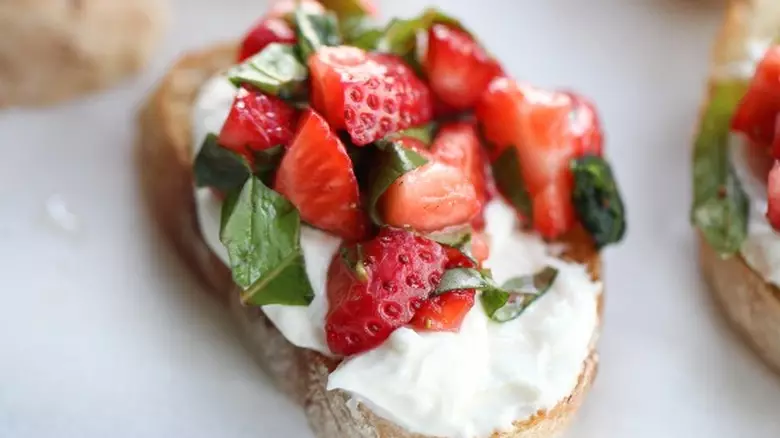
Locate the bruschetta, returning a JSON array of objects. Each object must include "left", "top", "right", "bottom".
[
  {"left": 139, "top": 1, "right": 627, "bottom": 436},
  {"left": 693, "top": 0, "right": 780, "bottom": 374}
]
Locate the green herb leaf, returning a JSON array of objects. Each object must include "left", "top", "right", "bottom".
[
  {"left": 427, "top": 228, "right": 472, "bottom": 249},
  {"left": 252, "top": 145, "right": 285, "bottom": 182},
  {"left": 434, "top": 268, "right": 497, "bottom": 295},
  {"left": 491, "top": 146, "right": 532, "bottom": 220},
  {"left": 339, "top": 245, "right": 369, "bottom": 282},
  {"left": 691, "top": 81, "right": 750, "bottom": 257},
  {"left": 295, "top": 7, "right": 342, "bottom": 60},
  {"left": 392, "top": 122, "right": 439, "bottom": 145},
  {"left": 220, "top": 176, "right": 313, "bottom": 306},
  {"left": 227, "top": 43, "right": 308, "bottom": 101},
  {"left": 340, "top": 16, "right": 383, "bottom": 50},
  {"left": 480, "top": 267, "right": 558, "bottom": 322},
  {"left": 193, "top": 133, "right": 252, "bottom": 192},
  {"left": 320, "top": 0, "right": 375, "bottom": 19},
  {"left": 378, "top": 8, "right": 463, "bottom": 58},
  {"left": 367, "top": 140, "right": 429, "bottom": 225},
  {"left": 571, "top": 155, "right": 627, "bottom": 249}
]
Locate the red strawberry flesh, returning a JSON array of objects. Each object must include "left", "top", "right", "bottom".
[{"left": 238, "top": 18, "right": 297, "bottom": 62}]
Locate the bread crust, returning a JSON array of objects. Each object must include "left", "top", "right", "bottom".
[
  {"left": 697, "top": 0, "right": 780, "bottom": 375},
  {"left": 0, "top": 0, "right": 167, "bottom": 107},
  {"left": 138, "top": 43, "right": 603, "bottom": 438}
]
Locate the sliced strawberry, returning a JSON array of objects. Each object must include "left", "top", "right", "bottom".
[
  {"left": 238, "top": 18, "right": 297, "bottom": 62},
  {"left": 379, "top": 161, "right": 479, "bottom": 233},
  {"left": 218, "top": 86, "right": 299, "bottom": 162},
  {"left": 424, "top": 24, "right": 503, "bottom": 111},
  {"left": 326, "top": 228, "right": 448, "bottom": 355},
  {"left": 768, "top": 161, "right": 780, "bottom": 230},
  {"left": 470, "top": 232, "right": 490, "bottom": 265},
  {"left": 309, "top": 46, "right": 434, "bottom": 146},
  {"left": 732, "top": 46, "right": 780, "bottom": 155},
  {"left": 267, "top": 0, "right": 325, "bottom": 18},
  {"left": 477, "top": 79, "right": 600, "bottom": 239},
  {"left": 430, "top": 121, "right": 493, "bottom": 229},
  {"left": 274, "top": 109, "right": 368, "bottom": 241}
]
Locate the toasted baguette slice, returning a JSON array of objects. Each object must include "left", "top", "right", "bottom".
[
  {"left": 0, "top": 0, "right": 167, "bottom": 107},
  {"left": 697, "top": 0, "right": 780, "bottom": 375},
  {"left": 138, "top": 43, "right": 604, "bottom": 438}
]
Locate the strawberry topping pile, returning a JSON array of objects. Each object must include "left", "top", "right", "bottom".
[
  {"left": 194, "top": 0, "right": 622, "bottom": 357},
  {"left": 731, "top": 46, "right": 780, "bottom": 231}
]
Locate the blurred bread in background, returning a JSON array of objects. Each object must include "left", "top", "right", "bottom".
[{"left": 0, "top": 0, "right": 168, "bottom": 107}]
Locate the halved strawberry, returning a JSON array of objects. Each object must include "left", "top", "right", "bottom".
[
  {"left": 309, "top": 46, "right": 434, "bottom": 146},
  {"left": 768, "top": 161, "right": 780, "bottom": 230},
  {"left": 379, "top": 161, "right": 479, "bottom": 233},
  {"left": 732, "top": 46, "right": 780, "bottom": 156},
  {"left": 218, "top": 87, "right": 299, "bottom": 162},
  {"left": 238, "top": 18, "right": 297, "bottom": 62},
  {"left": 477, "top": 79, "right": 598, "bottom": 239},
  {"left": 430, "top": 121, "right": 493, "bottom": 229},
  {"left": 326, "top": 228, "right": 448, "bottom": 355},
  {"left": 424, "top": 24, "right": 503, "bottom": 111},
  {"left": 274, "top": 109, "right": 368, "bottom": 241}
]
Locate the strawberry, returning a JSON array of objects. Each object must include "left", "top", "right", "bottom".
[
  {"left": 732, "top": 46, "right": 780, "bottom": 156},
  {"left": 218, "top": 86, "right": 299, "bottom": 162},
  {"left": 379, "top": 161, "right": 480, "bottom": 232},
  {"left": 477, "top": 78, "right": 602, "bottom": 239},
  {"left": 309, "top": 46, "right": 434, "bottom": 146},
  {"left": 409, "top": 245, "right": 478, "bottom": 332},
  {"left": 274, "top": 109, "right": 368, "bottom": 241},
  {"left": 424, "top": 24, "right": 503, "bottom": 111},
  {"left": 325, "top": 228, "right": 448, "bottom": 355},
  {"left": 430, "top": 121, "right": 494, "bottom": 230},
  {"left": 470, "top": 232, "right": 490, "bottom": 265},
  {"left": 238, "top": 18, "right": 297, "bottom": 62},
  {"left": 768, "top": 161, "right": 780, "bottom": 230}
]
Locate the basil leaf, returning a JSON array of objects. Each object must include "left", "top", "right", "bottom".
[
  {"left": 691, "top": 81, "right": 750, "bottom": 257},
  {"left": 434, "top": 268, "right": 497, "bottom": 295},
  {"left": 193, "top": 133, "right": 251, "bottom": 192},
  {"left": 220, "top": 176, "right": 313, "bottom": 306},
  {"left": 252, "top": 145, "right": 285, "bottom": 182},
  {"left": 492, "top": 146, "right": 532, "bottom": 220},
  {"left": 571, "top": 155, "right": 627, "bottom": 249},
  {"left": 228, "top": 43, "right": 308, "bottom": 101},
  {"left": 339, "top": 245, "right": 369, "bottom": 282},
  {"left": 295, "top": 7, "right": 342, "bottom": 60},
  {"left": 378, "top": 8, "right": 463, "bottom": 58},
  {"left": 481, "top": 267, "right": 558, "bottom": 322},
  {"left": 320, "top": 0, "right": 375, "bottom": 19},
  {"left": 392, "top": 122, "right": 439, "bottom": 145},
  {"left": 428, "top": 228, "right": 472, "bottom": 249},
  {"left": 341, "top": 16, "right": 383, "bottom": 50},
  {"left": 367, "top": 140, "right": 429, "bottom": 225}
]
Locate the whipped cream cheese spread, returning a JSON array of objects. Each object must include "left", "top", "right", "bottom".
[{"left": 191, "top": 74, "right": 601, "bottom": 437}]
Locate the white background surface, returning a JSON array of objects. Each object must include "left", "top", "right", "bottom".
[{"left": 2, "top": 0, "right": 780, "bottom": 437}]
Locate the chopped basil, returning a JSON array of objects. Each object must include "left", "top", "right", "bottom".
[
  {"left": 220, "top": 176, "right": 313, "bottom": 306},
  {"left": 433, "top": 266, "right": 558, "bottom": 323},
  {"left": 340, "top": 16, "right": 383, "bottom": 50},
  {"left": 571, "top": 155, "right": 627, "bottom": 249},
  {"left": 378, "top": 8, "right": 464, "bottom": 59},
  {"left": 481, "top": 267, "right": 558, "bottom": 322},
  {"left": 227, "top": 43, "right": 308, "bottom": 101},
  {"left": 339, "top": 245, "right": 369, "bottom": 282},
  {"left": 393, "top": 122, "right": 439, "bottom": 145},
  {"left": 252, "top": 145, "right": 285, "bottom": 183},
  {"left": 427, "top": 228, "right": 472, "bottom": 250},
  {"left": 491, "top": 146, "right": 532, "bottom": 220},
  {"left": 294, "top": 7, "right": 342, "bottom": 60},
  {"left": 367, "top": 140, "right": 429, "bottom": 225},
  {"left": 691, "top": 81, "right": 750, "bottom": 257},
  {"left": 320, "top": 0, "right": 375, "bottom": 19},
  {"left": 193, "top": 133, "right": 251, "bottom": 192}
]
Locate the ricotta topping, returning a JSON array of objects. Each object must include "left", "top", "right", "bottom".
[{"left": 191, "top": 74, "right": 601, "bottom": 437}]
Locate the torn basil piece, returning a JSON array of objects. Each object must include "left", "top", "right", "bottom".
[
  {"left": 378, "top": 8, "right": 464, "bottom": 58},
  {"left": 367, "top": 139, "right": 429, "bottom": 225},
  {"left": 294, "top": 7, "right": 342, "bottom": 60},
  {"left": 392, "top": 122, "right": 439, "bottom": 145},
  {"left": 220, "top": 176, "right": 314, "bottom": 306},
  {"left": 227, "top": 43, "right": 308, "bottom": 101},
  {"left": 571, "top": 155, "right": 627, "bottom": 249},
  {"left": 320, "top": 0, "right": 376, "bottom": 20},
  {"left": 193, "top": 133, "right": 252, "bottom": 192},
  {"left": 691, "top": 81, "right": 750, "bottom": 257},
  {"left": 492, "top": 146, "right": 532, "bottom": 220},
  {"left": 340, "top": 16, "right": 383, "bottom": 50},
  {"left": 433, "top": 268, "right": 496, "bottom": 295},
  {"left": 481, "top": 267, "right": 558, "bottom": 322}
]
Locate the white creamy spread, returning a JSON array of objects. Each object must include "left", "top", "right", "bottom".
[
  {"left": 191, "top": 74, "right": 600, "bottom": 437},
  {"left": 721, "top": 38, "right": 780, "bottom": 287}
]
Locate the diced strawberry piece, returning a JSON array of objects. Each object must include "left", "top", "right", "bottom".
[
  {"left": 430, "top": 121, "right": 493, "bottom": 229},
  {"left": 477, "top": 78, "right": 600, "bottom": 239},
  {"left": 218, "top": 87, "right": 298, "bottom": 162},
  {"left": 266, "top": 0, "right": 325, "bottom": 18},
  {"left": 732, "top": 46, "right": 780, "bottom": 155},
  {"left": 470, "top": 232, "right": 490, "bottom": 265},
  {"left": 309, "top": 46, "right": 434, "bottom": 146},
  {"left": 768, "top": 161, "right": 780, "bottom": 230},
  {"left": 409, "top": 291, "right": 475, "bottom": 332},
  {"left": 380, "top": 162, "right": 479, "bottom": 233},
  {"left": 238, "top": 18, "right": 297, "bottom": 62},
  {"left": 326, "top": 228, "right": 448, "bottom": 355},
  {"left": 274, "top": 109, "right": 368, "bottom": 241},
  {"left": 424, "top": 24, "right": 503, "bottom": 111}
]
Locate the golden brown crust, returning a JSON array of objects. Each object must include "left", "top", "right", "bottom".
[
  {"left": 697, "top": 0, "right": 780, "bottom": 374},
  {"left": 0, "top": 0, "right": 168, "bottom": 107},
  {"left": 138, "top": 43, "right": 603, "bottom": 438}
]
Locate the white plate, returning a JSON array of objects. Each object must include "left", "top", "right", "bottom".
[{"left": 1, "top": 0, "right": 780, "bottom": 437}]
